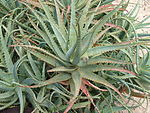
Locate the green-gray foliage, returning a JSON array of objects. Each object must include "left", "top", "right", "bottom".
[{"left": 0, "top": 0, "right": 150, "bottom": 113}]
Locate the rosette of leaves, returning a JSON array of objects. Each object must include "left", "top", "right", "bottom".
[
  {"left": 0, "top": 8, "right": 48, "bottom": 113},
  {"left": 13, "top": 0, "right": 150, "bottom": 113},
  {"left": 0, "top": 14, "right": 27, "bottom": 113}
]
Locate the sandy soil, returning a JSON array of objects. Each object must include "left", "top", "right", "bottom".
[{"left": 113, "top": 0, "right": 150, "bottom": 33}]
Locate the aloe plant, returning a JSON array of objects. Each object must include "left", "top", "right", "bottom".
[
  {"left": 0, "top": 0, "right": 23, "bottom": 19},
  {"left": 0, "top": 0, "right": 150, "bottom": 113},
  {"left": 0, "top": 14, "right": 26, "bottom": 113}
]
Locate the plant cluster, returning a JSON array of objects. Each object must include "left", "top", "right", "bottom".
[{"left": 0, "top": 0, "right": 150, "bottom": 113}]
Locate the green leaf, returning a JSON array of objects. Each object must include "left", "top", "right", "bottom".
[
  {"left": 25, "top": 88, "right": 45, "bottom": 112},
  {"left": 0, "top": 2, "right": 10, "bottom": 12},
  {"left": 19, "top": 73, "right": 71, "bottom": 88},
  {"left": 37, "top": 87, "right": 46, "bottom": 102},
  {"left": 0, "top": 91, "right": 15, "bottom": 99},
  {"left": 0, "top": 97, "right": 18, "bottom": 110},
  {"left": 80, "top": 71, "right": 124, "bottom": 99},
  {"left": 64, "top": 71, "right": 82, "bottom": 113},
  {"left": 54, "top": 0, "right": 67, "bottom": 37},
  {"left": 47, "top": 66, "right": 76, "bottom": 72},
  {"left": 92, "top": 27, "right": 111, "bottom": 44},
  {"left": 71, "top": 71, "right": 81, "bottom": 97},
  {"left": 47, "top": 84, "right": 71, "bottom": 98},
  {"left": 27, "top": 52, "right": 42, "bottom": 79},
  {"left": 85, "top": 42, "right": 146, "bottom": 57},
  {"left": 82, "top": 1, "right": 123, "bottom": 52},
  {"left": 16, "top": 87, "right": 24, "bottom": 113},
  {"left": 0, "top": 69, "right": 13, "bottom": 82},
  {"left": 79, "top": 0, "right": 92, "bottom": 37},
  {"left": 26, "top": 4, "right": 66, "bottom": 59},
  {"left": 107, "top": 74, "right": 136, "bottom": 79},
  {"left": 56, "top": 101, "right": 90, "bottom": 112},
  {"left": 12, "top": 45, "right": 66, "bottom": 66},
  {"left": 15, "top": 20, "right": 37, "bottom": 34},
  {"left": 73, "top": 24, "right": 81, "bottom": 64},
  {"left": 66, "top": 43, "right": 76, "bottom": 61},
  {"left": 82, "top": 65, "right": 137, "bottom": 75},
  {"left": 0, "top": 19, "right": 13, "bottom": 72},
  {"left": 68, "top": 0, "right": 77, "bottom": 48},
  {"left": 86, "top": 56, "right": 134, "bottom": 65},
  {"left": 141, "top": 51, "right": 149, "bottom": 66},
  {"left": 39, "top": 0, "right": 67, "bottom": 52}
]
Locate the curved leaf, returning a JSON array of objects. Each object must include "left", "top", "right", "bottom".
[
  {"left": 85, "top": 42, "right": 147, "bottom": 57},
  {"left": 80, "top": 71, "right": 124, "bottom": 99},
  {"left": 19, "top": 73, "right": 71, "bottom": 88}
]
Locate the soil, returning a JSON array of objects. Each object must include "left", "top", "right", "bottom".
[
  {"left": 0, "top": 107, "right": 33, "bottom": 113},
  {"left": 113, "top": 0, "right": 150, "bottom": 33}
]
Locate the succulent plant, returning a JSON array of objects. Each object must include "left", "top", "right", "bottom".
[{"left": 0, "top": 0, "right": 150, "bottom": 113}]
